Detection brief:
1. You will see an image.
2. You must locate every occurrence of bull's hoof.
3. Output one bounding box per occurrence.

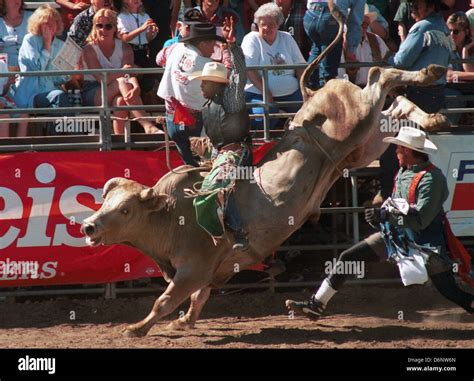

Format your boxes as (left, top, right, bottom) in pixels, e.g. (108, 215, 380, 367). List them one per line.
(423, 113, 451, 132)
(122, 325, 148, 338)
(427, 64, 447, 78)
(425, 65, 447, 81)
(166, 318, 195, 331)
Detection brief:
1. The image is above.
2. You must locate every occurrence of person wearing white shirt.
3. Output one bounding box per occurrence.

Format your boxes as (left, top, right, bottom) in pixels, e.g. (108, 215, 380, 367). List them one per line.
(118, 0, 158, 92)
(157, 23, 226, 166)
(241, 3, 306, 129)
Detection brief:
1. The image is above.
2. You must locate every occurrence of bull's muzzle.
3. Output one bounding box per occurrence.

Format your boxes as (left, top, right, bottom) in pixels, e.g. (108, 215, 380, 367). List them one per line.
(81, 222, 96, 237)
(81, 220, 104, 247)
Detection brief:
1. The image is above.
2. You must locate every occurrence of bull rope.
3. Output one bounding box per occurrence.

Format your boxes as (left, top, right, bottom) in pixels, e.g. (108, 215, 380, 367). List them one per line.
(288, 122, 344, 176)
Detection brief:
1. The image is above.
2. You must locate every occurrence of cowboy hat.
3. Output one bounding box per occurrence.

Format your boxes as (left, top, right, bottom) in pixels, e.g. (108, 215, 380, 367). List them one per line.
(179, 23, 226, 43)
(178, 8, 206, 25)
(189, 61, 229, 84)
(383, 127, 438, 154)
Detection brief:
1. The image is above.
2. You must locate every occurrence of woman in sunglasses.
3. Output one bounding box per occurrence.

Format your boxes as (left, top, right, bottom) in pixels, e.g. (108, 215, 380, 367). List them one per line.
(80, 8, 159, 134)
(444, 12, 473, 125)
(446, 11, 474, 80)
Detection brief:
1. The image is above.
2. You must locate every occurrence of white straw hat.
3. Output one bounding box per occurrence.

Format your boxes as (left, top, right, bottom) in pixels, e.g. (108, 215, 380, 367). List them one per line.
(383, 127, 438, 154)
(188, 62, 229, 84)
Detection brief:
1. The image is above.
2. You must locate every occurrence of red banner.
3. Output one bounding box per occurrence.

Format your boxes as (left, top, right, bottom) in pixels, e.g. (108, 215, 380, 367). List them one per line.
(0, 146, 273, 287)
(0, 151, 187, 287)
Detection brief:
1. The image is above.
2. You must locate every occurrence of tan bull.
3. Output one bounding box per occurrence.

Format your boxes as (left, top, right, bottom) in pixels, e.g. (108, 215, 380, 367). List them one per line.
(82, 4, 449, 337)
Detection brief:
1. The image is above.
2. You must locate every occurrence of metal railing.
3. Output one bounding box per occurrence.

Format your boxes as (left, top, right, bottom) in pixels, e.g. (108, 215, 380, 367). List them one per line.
(1, 59, 473, 148)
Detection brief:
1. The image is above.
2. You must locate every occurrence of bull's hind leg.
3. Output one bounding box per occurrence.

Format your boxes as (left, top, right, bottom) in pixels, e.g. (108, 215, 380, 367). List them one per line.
(166, 287, 212, 330)
(365, 65, 447, 97)
(383, 95, 450, 131)
(122, 272, 208, 338)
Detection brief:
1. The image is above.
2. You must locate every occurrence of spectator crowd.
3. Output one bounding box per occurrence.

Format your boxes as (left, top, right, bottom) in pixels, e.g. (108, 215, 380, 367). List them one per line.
(0, 0, 472, 137)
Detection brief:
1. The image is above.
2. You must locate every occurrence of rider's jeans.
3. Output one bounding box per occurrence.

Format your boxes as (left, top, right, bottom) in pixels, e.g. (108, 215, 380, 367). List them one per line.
(165, 112, 203, 167)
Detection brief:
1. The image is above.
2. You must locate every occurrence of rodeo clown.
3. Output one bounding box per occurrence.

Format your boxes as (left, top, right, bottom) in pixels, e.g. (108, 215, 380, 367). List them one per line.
(287, 127, 474, 319)
(187, 17, 251, 251)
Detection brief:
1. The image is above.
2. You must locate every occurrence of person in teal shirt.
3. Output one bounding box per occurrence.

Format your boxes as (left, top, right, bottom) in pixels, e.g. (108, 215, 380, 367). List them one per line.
(287, 127, 474, 320)
(386, 0, 453, 112)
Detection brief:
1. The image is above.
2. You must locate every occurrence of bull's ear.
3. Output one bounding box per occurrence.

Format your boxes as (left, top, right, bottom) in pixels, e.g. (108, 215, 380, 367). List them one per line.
(102, 177, 127, 199)
(139, 188, 168, 212)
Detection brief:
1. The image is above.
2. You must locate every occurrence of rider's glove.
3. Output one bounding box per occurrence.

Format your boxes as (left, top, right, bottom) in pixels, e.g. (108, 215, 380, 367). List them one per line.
(364, 207, 387, 226)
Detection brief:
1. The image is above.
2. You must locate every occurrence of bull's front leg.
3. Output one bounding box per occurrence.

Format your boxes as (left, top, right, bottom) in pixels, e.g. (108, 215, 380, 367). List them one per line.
(122, 273, 208, 337)
(383, 95, 450, 131)
(165, 287, 212, 330)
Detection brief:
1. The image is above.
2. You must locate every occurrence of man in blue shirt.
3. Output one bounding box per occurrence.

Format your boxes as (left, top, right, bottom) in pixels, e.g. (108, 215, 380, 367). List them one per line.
(386, 0, 453, 113)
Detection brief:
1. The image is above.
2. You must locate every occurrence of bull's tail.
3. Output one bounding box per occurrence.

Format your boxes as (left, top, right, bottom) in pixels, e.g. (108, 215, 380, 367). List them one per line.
(300, 0, 346, 102)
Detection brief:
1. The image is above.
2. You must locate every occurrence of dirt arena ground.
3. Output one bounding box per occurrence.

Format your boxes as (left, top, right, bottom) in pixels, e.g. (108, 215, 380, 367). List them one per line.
(1, 284, 473, 348)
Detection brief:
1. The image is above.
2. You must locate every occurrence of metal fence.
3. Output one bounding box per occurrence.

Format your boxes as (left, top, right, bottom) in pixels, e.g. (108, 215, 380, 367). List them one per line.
(1, 59, 473, 148)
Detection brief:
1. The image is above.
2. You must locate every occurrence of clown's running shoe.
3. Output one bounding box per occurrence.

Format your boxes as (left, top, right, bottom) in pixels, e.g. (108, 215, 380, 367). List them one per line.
(285, 296, 325, 320)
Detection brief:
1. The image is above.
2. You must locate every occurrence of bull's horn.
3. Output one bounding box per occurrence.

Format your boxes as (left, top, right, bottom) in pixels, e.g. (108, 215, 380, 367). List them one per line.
(102, 177, 127, 199)
(139, 187, 155, 201)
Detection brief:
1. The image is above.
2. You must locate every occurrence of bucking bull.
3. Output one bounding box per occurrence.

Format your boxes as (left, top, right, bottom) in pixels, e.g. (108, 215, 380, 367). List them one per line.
(81, 3, 449, 337)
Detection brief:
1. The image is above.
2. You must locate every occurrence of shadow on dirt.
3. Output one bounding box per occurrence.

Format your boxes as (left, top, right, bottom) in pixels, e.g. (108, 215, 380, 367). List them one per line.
(0, 285, 472, 330)
(204, 325, 474, 347)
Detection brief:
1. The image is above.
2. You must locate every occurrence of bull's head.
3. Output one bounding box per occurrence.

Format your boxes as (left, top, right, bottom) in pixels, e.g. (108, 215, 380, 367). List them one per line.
(81, 177, 168, 247)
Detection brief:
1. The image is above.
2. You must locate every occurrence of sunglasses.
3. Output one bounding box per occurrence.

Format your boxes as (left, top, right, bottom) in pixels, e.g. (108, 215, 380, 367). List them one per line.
(96, 23, 114, 30)
(449, 29, 463, 35)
